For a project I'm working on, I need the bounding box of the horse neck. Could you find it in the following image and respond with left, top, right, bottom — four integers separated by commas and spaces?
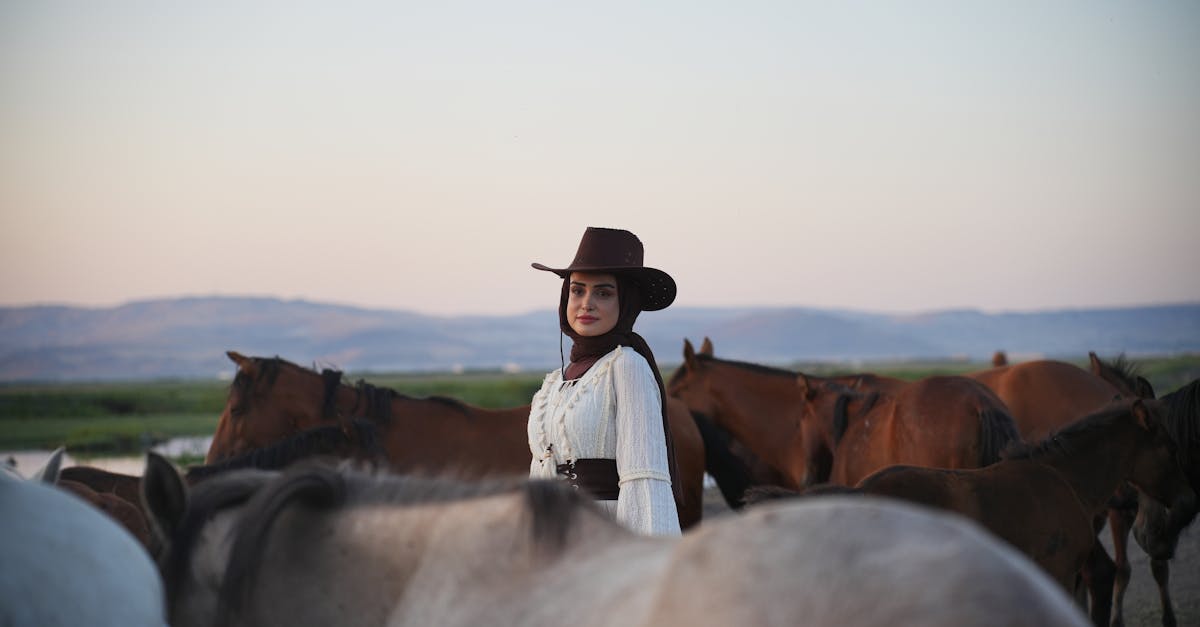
1025, 421, 1142, 513
708, 368, 805, 467
809, 388, 878, 447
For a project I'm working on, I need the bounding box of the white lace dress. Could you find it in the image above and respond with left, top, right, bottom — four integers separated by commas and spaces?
527, 346, 681, 536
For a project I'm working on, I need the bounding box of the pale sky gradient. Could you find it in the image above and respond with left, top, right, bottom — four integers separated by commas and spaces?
2, 2, 1198, 316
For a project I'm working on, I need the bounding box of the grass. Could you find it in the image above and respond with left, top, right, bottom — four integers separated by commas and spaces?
0, 414, 219, 453
2, 353, 1197, 455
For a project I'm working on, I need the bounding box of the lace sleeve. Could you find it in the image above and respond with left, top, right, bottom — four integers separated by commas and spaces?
611, 349, 681, 536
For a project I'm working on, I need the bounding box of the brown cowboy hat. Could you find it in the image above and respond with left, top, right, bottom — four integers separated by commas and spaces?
532, 227, 677, 311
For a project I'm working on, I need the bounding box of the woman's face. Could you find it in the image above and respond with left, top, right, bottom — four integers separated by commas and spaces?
567, 272, 620, 337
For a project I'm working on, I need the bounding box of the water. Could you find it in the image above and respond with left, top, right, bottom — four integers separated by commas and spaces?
1, 435, 212, 477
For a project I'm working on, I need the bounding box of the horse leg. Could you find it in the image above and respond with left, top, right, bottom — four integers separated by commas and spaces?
1149, 558, 1175, 627
1107, 506, 1135, 627
1081, 543, 1115, 627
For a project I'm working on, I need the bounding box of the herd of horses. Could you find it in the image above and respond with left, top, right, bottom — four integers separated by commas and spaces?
4, 343, 1199, 626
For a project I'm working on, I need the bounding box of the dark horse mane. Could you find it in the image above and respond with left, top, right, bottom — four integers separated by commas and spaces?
184, 418, 385, 482
230, 355, 470, 422
1160, 379, 1200, 472
1091, 352, 1155, 399
690, 410, 758, 510
832, 390, 880, 445
668, 354, 796, 388
1002, 400, 1147, 461
701, 353, 797, 378
201, 467, 595, 622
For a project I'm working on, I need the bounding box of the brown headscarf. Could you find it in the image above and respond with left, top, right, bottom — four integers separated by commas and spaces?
557, 274, 683, 506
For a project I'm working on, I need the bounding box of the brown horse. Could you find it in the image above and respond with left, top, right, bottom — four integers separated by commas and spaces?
59, 465, 144, 507
806, 374, 1019, 487
966, 355, 1128, 441
187, 417, 386, 482
53, 419, 390, 556
668, 339, 1017, 490
57, 478, 155, 550
1083, 352, 1172, 627
142, 455, 1091, 627
205, 351, 706, 529
758, 400, 1197, 600
968, 353, 1153, 625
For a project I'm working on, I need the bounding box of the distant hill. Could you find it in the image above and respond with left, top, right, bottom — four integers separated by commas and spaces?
1, 297, 1197, 381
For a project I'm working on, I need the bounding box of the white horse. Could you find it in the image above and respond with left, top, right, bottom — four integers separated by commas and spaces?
144, 453, 1089, 627
0, 448, 166, 626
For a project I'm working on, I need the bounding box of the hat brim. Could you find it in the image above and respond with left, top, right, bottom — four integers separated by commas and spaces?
532, 262, 676, 311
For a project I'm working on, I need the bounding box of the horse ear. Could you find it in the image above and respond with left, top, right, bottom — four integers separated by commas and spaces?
1131, 399, 1152, 430
1088, 351, 1102, 375
1135, 376, 1156, 400
699, 337, 714, 356
142, 452, 188, 547
31, 447, 65, 484
797, 373, 813, 399
227, 351, 258, 379
683, 339, 698, 369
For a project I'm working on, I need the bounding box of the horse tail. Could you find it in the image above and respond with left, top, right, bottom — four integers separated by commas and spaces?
977, 406, 1021, 467
218, 466, 348, 624
691, 411, 757, 510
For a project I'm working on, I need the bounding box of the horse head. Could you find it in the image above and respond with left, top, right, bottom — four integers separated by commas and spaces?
1133, 380, 1200, 560
1122, 400, 1197, 548
207, 351, 344, 464
1089, 351, 1155, 399
667, 338, 719, 418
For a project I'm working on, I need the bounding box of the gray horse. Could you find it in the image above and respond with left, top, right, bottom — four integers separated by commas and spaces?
144, 454, 1088, 627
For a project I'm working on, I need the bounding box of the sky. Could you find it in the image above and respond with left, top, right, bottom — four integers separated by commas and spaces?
2, 2, 1198, 317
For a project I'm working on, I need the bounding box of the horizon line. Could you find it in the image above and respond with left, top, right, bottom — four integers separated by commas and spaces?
1, 293, 1198, 319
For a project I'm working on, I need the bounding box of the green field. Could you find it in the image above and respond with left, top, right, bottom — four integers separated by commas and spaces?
2, 354, 1198, 455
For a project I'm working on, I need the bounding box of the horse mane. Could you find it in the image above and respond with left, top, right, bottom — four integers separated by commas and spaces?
832, 391, 879, 445
352, 378, 470, 419
184, 418, 385, 482
1001, 401, 1142, 461
1092, 353, 1144, 396
159, 469, 274, 613
231, 354, 471, 422
690, 411, 758, 509
228, 356, 286, 418
319, 368, 342, 419
213, 467, 596, 621
693, 354, 797, 379
353, 379, 396, 422
1160, 379, 1200, 470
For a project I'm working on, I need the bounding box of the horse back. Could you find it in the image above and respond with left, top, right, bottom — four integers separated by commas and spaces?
968, 360, 1119, 441
378, 398, 531, 477
831, 376, 1018, 485
855, 461, 1096, 588
59, 465, 144, 512
56, 478, 154, 550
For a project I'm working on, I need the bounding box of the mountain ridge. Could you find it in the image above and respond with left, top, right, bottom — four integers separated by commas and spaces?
2, 297, 1197, 381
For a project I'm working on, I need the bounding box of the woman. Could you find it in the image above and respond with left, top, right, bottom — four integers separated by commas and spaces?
528, 227, 681, 536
